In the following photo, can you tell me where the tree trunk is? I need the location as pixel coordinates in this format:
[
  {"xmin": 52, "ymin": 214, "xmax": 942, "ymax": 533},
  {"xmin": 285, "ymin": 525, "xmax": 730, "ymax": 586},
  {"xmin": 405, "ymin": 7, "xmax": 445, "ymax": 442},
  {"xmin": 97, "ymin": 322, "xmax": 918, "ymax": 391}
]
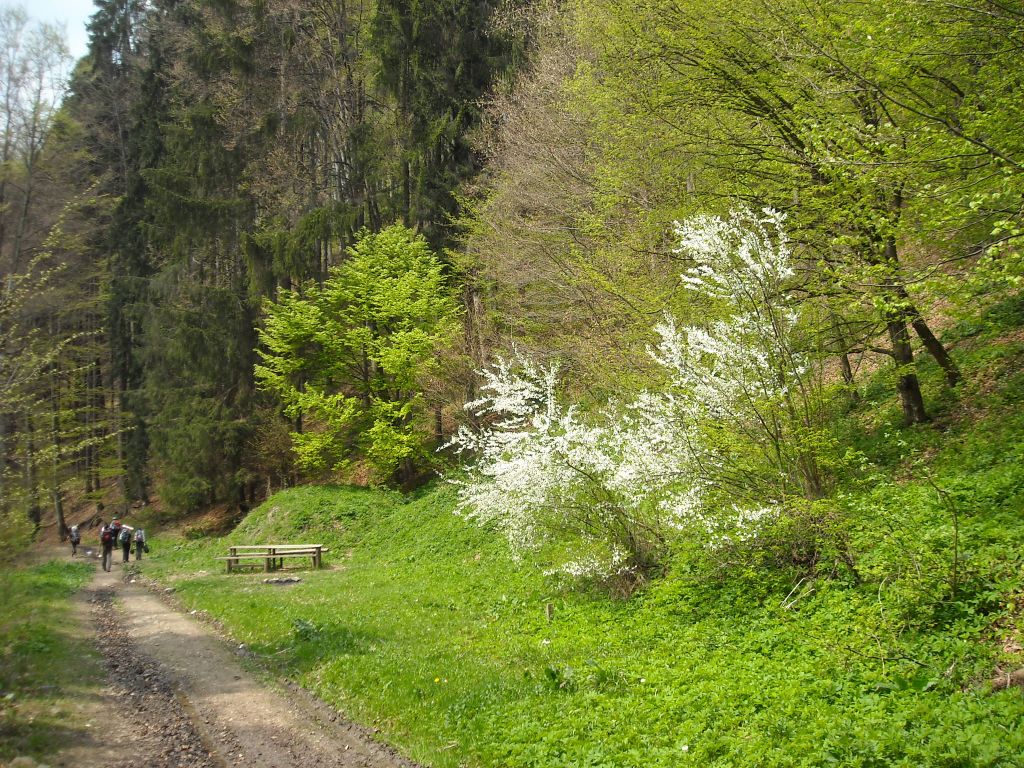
[
  {"xmin": 51, "ymin": 361, "xmax": 67, "ymax": 539},
  {"xmin": 0, "ymin": 412, "xmax": 7, "ymax": 514},
  {"xmin": 10, "ymin": 174, "xmax": 33, "ymax": 273},
  {"xmin": 25, "ymin": 413, "xmax": 41, "ymax": 527},
  {"xmin": 114, "ymin": 379, "xmax": 126, "ymax": 497},
  {"xmin": 886, "ymin": 317, "xmax": 928, "ymax": 425},
  {"xmin": 401, "ymin": 157, "xmax": 411, "ymax": 227},
  {"xmin": 90, "ymin": 358, "xmax": 103, "ymax": 492},
  {"xmin": 54, "ymin": 488, "xmax": 67, "ymax": 541},
  {"xmin": 879, "ymin": 235, "xmax": 928, "ymax": 424},
  {"xmin": 399, "ymin": 456, "xmax": 415, "ymax": 489},
  {"xmin": 83, "ymin": 357, "xmax": 94, "ymax": 493},
  {"xmin": 832, "ymin": 315, "xmax": 860, "ymax": 405},
  {"xmin": 797, "ymin": 452, "xmax": 825, "ymax": 500},
  {"xmin": 839, "ymin": 352, "xmax": 860, "ymax": 404},
  {"xmin": 910, "ymin": 315, "xmax": 961, "ymax": 388},
  {"xmin": 886, "ymin": 282, "xmax": 961, "ymax": 387}
]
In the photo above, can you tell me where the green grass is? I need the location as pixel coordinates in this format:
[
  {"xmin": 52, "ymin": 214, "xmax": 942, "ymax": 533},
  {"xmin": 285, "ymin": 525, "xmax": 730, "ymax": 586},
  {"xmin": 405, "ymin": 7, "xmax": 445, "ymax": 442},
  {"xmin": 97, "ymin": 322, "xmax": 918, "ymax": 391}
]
[
  {"xmin": 0, "ymin": 560, "xmax": 98, "ymax": 763},
  {"xmin": 142, "ymin": 439, "xmax": 1024, "ymax": 765},
  {"xmin": 139, "ymin": 297, "xmax": 1024, "ymax": 767}
]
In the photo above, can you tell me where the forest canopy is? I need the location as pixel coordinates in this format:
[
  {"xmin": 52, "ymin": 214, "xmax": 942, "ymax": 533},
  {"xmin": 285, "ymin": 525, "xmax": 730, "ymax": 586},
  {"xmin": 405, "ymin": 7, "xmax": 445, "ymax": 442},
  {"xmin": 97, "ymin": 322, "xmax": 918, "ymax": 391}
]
[{"xmin": 0, "ymin": 0, "xmax": 1020, "ymax": 575}]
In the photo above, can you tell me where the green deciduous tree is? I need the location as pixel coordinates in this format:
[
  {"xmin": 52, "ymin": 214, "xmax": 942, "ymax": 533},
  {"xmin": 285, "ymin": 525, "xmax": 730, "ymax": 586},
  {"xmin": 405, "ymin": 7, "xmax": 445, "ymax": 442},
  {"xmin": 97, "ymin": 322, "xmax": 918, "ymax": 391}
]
[
  {"xmin": 495, "ymin": 0, "xmax": 1022, "ymax": 425},
  {"xmin": 257, "ymin": 224, "xmax": 460, "ymax": 485}
]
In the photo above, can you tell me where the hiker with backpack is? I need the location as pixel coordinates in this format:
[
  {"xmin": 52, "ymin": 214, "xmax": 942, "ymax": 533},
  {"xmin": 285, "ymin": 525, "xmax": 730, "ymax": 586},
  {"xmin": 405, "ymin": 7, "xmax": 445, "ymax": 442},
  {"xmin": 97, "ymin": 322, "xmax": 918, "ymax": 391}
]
[
  {"xmin": 133, "ymin": 528, "xmax": 146, "ymax": 560},
  {"xmin": 99, "ymin": 521, "xmax": 114, "ymax": 572},
  {"xmin": 69, "ymin": 525, "xmax": 81, "ymax": 556},
  {"xmin": 119, "ymin": 524, "xmax": 133, "ymax": 563}
]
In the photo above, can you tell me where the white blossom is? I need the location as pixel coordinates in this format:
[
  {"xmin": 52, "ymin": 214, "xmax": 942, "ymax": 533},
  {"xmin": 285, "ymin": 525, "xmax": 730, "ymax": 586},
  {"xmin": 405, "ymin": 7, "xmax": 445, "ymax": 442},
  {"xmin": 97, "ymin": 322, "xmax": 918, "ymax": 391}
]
[{"xmin": 447, "ymin": 208, "xmax": 808, "ymax": 575}]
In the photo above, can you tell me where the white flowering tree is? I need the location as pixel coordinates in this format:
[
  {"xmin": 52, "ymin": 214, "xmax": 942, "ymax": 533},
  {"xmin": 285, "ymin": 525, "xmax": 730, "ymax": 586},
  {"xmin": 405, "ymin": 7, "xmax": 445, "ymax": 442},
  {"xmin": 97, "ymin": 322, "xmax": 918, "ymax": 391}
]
[
  {"xmin": 662, "ymin": 208, "xmax": 826, "ymax": 502},
  {"xmin": 448, "ymin": 209, "xmax": 833, "ymax": 582},
  {"xmin": 447, "ymin": 355, "xmax": 698, "ymax": 581}
]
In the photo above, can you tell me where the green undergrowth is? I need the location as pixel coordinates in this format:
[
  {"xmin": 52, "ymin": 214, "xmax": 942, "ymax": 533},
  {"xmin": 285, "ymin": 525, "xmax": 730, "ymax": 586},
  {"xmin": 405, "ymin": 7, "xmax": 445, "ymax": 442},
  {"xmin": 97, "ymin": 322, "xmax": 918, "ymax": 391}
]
[
  {"xmin": 0, "ymin": 560, "xmax": 98, "ymax": 763},
  {"xmin": 142, "ymin": 311, "xmax": 1024, "ymax": 767}
]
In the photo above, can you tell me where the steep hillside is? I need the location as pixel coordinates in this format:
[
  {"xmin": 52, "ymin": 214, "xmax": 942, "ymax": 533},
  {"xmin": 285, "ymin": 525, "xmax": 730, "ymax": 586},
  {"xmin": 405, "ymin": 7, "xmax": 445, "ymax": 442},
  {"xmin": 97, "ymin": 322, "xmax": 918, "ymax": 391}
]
[{"xmin": 142, "ymin": 300, "xmax": 1024, "ymax": 766}]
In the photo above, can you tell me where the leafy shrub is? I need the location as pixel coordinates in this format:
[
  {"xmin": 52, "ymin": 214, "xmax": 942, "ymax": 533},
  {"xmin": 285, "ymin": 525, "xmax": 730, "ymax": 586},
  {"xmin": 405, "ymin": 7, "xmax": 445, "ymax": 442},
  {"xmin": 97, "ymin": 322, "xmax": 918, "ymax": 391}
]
[{"xmin": 448, "ymin": 210, "xmax": 844, "ymax": 583}]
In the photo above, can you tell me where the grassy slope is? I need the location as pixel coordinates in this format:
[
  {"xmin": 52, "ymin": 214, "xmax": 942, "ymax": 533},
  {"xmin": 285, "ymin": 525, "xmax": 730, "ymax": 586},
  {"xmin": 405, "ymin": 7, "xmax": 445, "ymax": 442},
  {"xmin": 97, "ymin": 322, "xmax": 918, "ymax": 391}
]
[
  {"xmin": 143, "ymin": 300, "xmax": 1024, "ymax": 768},
  {"xmin": 0, "ymin": 560, "xmax": 99, "ymax": 763}
]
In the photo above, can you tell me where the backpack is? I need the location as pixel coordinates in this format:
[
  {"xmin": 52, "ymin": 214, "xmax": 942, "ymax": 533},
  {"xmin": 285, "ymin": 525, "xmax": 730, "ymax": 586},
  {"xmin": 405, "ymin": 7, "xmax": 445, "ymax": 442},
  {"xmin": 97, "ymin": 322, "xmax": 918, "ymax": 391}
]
[
  {"xmin": 118, "ymin": 527, "xmax": 132, "ymax": 545},
  {"xmin": 100, "ymin": 527, "xmax": 113, "ymax": 545},
  {"xmin": 134, "ymin": 529, "xmax": 145, "ymax": 543},
  {"xmin": 69, "ymin": 526, "xmax": 80, "ymax": 544}
]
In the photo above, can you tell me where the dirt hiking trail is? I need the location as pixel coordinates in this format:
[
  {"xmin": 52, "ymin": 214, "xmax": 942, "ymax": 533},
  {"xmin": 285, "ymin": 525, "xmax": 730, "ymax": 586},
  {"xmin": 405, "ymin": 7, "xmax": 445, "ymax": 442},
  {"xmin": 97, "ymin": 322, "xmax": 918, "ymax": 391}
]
[{"xmin": 54, "ymin": 550, "xmax": 417, "ymax": 768}]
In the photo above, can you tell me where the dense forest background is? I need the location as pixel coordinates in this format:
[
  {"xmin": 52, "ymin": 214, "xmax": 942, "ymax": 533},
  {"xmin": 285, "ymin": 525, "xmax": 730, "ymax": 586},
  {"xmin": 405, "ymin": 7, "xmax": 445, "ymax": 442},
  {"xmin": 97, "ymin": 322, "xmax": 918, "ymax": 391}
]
[
  {"xmin": 1, "ymin": 0, "xmax": 1022, "ymax": 553},
  {"xmin": 1, "ymin": 0, "xmax": 531, "ymax": 530}
]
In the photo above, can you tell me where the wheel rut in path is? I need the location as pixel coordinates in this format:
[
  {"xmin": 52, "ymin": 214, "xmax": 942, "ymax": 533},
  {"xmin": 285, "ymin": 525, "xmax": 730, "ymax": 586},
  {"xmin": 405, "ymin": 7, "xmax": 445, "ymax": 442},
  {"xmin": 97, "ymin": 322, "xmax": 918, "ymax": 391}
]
[
  {"xmin": 87, "ymin": 585, "xmax": 221, "ymax": 768},
  {"xmin": 69, "ymin": 562, "xmax": 417, "ymax": 768}
]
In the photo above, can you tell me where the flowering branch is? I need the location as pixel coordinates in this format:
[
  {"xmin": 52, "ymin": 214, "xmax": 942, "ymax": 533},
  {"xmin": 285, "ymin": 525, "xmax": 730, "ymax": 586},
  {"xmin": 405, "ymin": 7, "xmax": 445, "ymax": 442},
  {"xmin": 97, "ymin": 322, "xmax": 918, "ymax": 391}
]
[{"xmin": 447, "ymin": 209, "xmax": 832, "ymax": 583}]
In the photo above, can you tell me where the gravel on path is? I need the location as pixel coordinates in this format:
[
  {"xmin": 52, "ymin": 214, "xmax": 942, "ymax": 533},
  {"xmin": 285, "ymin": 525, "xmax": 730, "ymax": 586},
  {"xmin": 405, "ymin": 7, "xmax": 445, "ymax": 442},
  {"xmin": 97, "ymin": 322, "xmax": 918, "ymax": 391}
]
[
  {"xmin": 52, "ymin": 557, "xmax": 419, "ymax": 768},
  {"xmin": 89, "ymin": 586, "xmax": 222, "ymax": 768}
]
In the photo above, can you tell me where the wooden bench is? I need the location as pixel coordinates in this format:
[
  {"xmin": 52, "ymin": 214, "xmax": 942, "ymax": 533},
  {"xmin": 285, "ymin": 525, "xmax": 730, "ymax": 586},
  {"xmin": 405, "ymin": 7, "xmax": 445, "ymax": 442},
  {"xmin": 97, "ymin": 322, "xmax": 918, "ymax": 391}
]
[{"xmin": 215, "ymin": 544, "xmax": 327, "ymax": 572}]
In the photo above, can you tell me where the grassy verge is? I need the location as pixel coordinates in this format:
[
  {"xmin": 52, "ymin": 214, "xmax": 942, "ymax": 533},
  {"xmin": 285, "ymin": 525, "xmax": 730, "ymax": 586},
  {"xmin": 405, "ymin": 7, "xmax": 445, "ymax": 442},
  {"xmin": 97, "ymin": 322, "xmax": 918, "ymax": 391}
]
[
  {"xmin": 142, "ymin": 445, "xmax": 1024, "ymax": 766},
  {"xmin": 0, "ymin": 559, "xmax": 99, "ymax": 763},
  {"xmin": 140, "ymin": 302, "xmax": 1024, "ymax": 767}
]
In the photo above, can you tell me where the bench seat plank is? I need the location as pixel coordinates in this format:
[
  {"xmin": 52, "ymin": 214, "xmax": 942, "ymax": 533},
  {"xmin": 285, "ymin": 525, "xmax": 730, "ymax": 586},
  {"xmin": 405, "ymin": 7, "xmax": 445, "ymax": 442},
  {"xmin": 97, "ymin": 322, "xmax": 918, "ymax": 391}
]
[
  {"xmin": 216, "ymin": 552, "xmax": 322, "ymax": 561},
  {"xmin": 217, "ymin": 553, "xmax": 321, "ymax": 560},
  {"xmin": 228, "ymin": 544, "xmax": 325, "ymax": 550},
  {"xmin": 217, "ymin": 543, "xmax": 326, "ymax": 572}
]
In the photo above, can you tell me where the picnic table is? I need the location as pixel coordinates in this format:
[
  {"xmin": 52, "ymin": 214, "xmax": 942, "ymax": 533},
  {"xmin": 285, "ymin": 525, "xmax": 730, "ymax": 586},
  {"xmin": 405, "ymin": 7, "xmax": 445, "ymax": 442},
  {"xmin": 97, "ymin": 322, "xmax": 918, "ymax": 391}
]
[{"xmin": 215, "ymin": 544, "xmax": 327, "ymax": 573}]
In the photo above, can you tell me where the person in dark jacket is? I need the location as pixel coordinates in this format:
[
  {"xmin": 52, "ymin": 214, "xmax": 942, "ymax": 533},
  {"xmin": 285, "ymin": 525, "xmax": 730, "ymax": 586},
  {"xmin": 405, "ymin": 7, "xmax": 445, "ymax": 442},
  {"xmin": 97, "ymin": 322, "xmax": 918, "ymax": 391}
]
[
  {"xmin": 98, "ymin": 521, "xmax": 114, "ymax": 572},
  {"xmin": 69, "ymin": 525, "xmax": 81, "ymax": 556},
  {"xmin": 119, "ymin": 524, "xmax": 132, "ymax": 563}
]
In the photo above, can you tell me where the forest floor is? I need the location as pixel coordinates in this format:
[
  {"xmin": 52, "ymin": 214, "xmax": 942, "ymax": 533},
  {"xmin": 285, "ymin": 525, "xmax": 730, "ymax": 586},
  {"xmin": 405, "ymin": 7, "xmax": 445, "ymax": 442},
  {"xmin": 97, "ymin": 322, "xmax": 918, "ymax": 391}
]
[{"xmin": 32, "ymin": 545, "xmax": 416, "ymax": 768}]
